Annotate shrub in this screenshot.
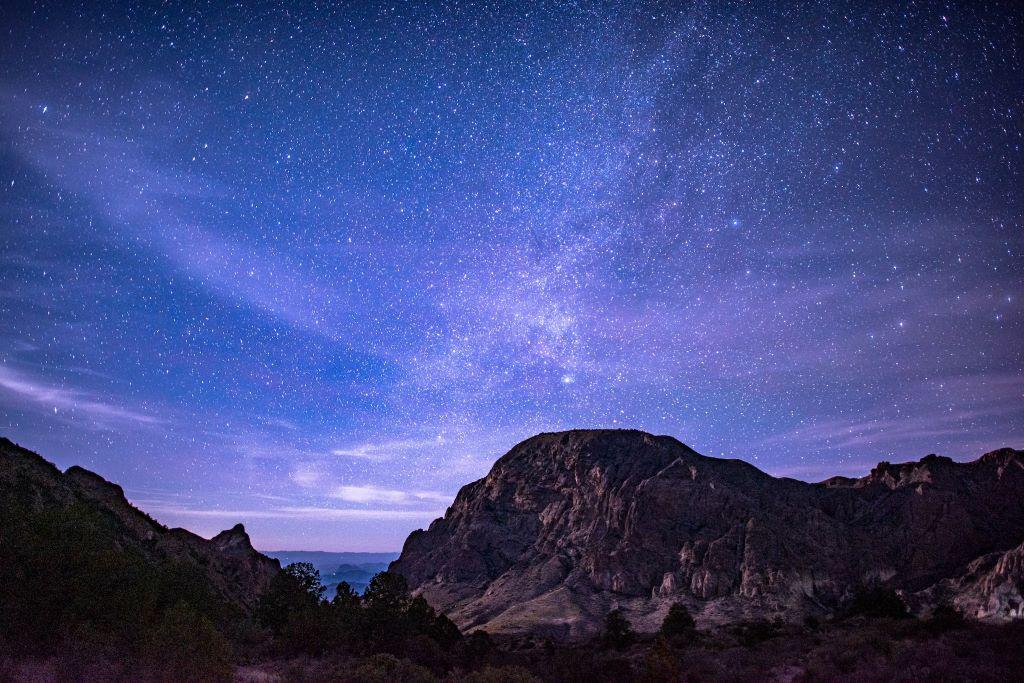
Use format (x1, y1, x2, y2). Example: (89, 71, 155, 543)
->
(139, 602, 233, 682)
(847, 584, 908, 619)
(456, 666, 541, 683)
(602, 609, 636, 650)
(643, 637, 683, 682)
(733, 619, 780, 646)
(659, 602, 695, 639)
(924, 604, 965, 634)
(349, 653, 437, 683)
(461, 630, 494, 667)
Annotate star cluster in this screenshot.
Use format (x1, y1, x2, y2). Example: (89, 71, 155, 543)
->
(1, 1, 1021, 550)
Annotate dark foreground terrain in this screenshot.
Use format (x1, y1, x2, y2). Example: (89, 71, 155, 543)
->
(6, 606, 1024, 682)
(2, 434, 1023, 681)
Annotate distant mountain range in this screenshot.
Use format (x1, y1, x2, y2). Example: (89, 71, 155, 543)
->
(391, 429, 1024, 639)
(264, 551, 398, 594)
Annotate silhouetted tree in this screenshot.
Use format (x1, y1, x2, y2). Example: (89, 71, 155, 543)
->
(362, 571, 412, 644)
(602, 608, 636, 650)
(407, 594, 438, 632)
(332, 580, 361, 610)
(364, 571, 410, 614)
(432, 612, 463, 647)
(659, 602, 695, 639)
(257, 562, 324, 635)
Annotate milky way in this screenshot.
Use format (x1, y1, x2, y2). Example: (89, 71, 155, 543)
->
(1, 1, 1021, 550)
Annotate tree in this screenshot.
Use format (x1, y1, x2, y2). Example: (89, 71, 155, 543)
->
(285, 562, 326, 601)
(333, 580, 361, 610)
(432, 612, 463, 647)
(364, 571, 410, 614)
(602, 608, 635, 650)
(362, 571, 412, 643)
(406, 594, 437, 633)
(659, 602, 695, 639)
(257, 562, 324, 635)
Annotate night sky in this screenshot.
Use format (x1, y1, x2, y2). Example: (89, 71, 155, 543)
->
(1, 1, 1021, 551)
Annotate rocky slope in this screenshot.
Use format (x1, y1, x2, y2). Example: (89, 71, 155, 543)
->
(917, 540, 1024, 622)
(391, 430, 1024, 638)
(0, 437, 278, 612)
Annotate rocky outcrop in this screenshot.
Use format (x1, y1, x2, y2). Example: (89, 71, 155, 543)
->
(391, 430, 1024, 638)
(918, 541, 1024, 622)
(0, 437, 278, 612)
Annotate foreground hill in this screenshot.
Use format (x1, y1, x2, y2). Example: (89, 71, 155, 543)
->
(0, 436, 278, 659)
(391, 430, 1024, 638)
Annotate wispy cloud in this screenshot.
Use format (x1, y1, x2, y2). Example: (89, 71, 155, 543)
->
(289, 462, 323, 488)
(331, 435, 447, 462)
(331, 484, 451, 506)
(0, 365, 162, 428)
(0, 89, 366, 342)
(144, 503, 444, 521)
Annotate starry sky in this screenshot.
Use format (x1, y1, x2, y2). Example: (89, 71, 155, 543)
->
(1, 1, 1021, 551)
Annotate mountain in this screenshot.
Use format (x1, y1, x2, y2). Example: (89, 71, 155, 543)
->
(0, 437, 278, 616)
(390, 429, 1024, 639)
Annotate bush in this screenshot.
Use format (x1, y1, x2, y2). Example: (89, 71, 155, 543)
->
(923, 604, 965, 635)
(455, 666, 541, 683)
(659, 602, 695, 639)
(643, 638, 683, 682)
(847, 584, 908, 619)
(139, 602, 233, 682)
(461, 630, 495, 667)
(602, 609, 636, 650)
(349, 653, 437, 683)
(733, 619, 780, 646)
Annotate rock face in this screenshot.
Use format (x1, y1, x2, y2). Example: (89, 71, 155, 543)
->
(0, 437, 278, 612)
(919, 541, 1024, 622)
(390, 430, 1024, 638)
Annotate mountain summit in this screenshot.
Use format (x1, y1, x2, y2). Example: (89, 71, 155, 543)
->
(391, 429, 1024, 638)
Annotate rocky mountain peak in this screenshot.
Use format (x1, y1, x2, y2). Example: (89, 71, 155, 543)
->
(978, 447, 1024, 467)
(392, 431, 1024, 639)
(212, 523, 258, 553)
(65, 465, 130, 503)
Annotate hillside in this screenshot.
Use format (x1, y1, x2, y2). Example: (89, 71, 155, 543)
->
(0, 436, 279, 661)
